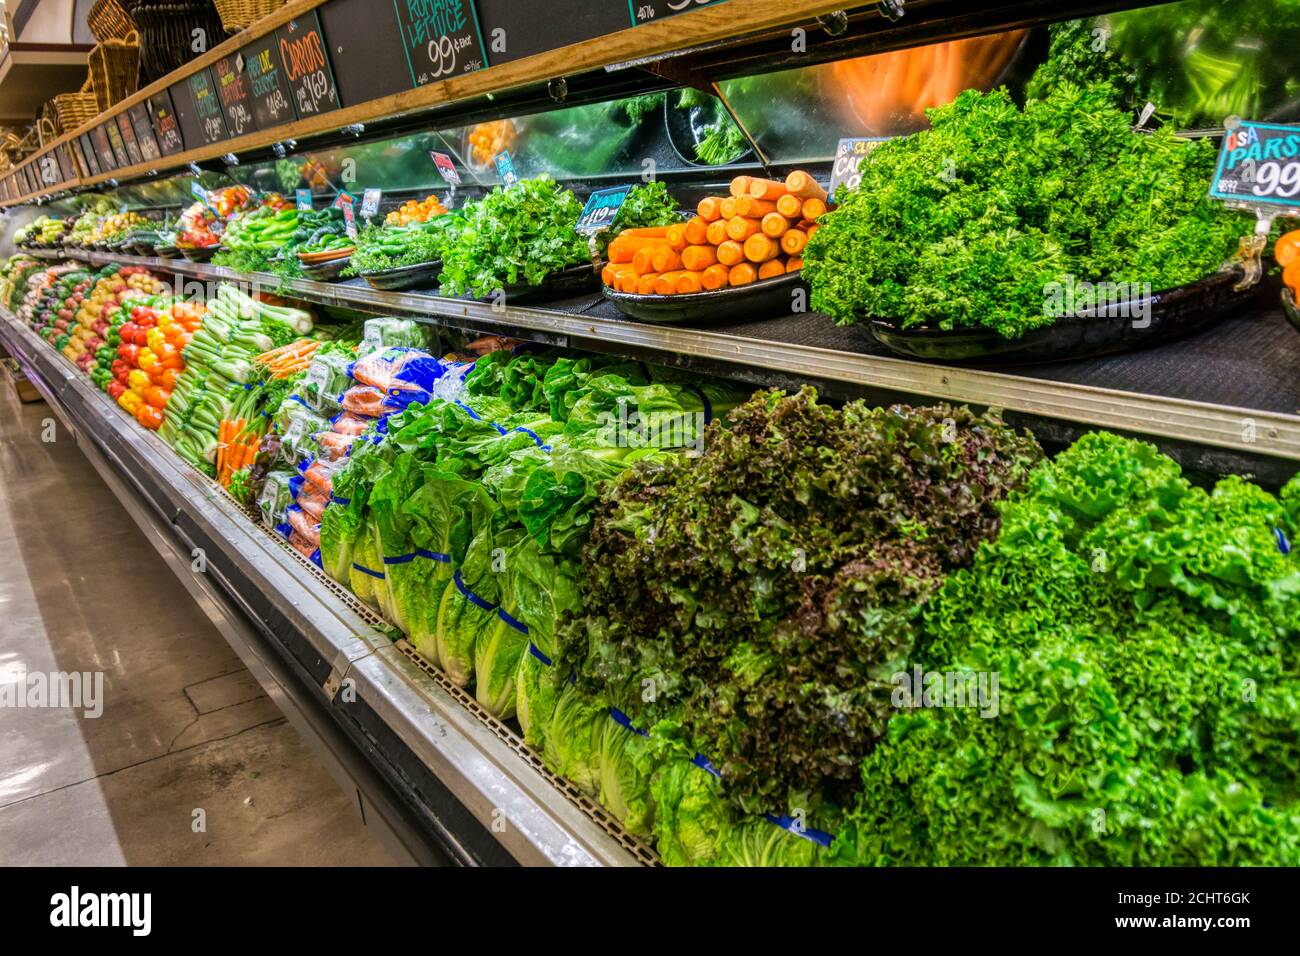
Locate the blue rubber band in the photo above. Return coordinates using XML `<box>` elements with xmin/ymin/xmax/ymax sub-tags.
<box><xmin>383</xmin><ymin>552</ymin><xmax>417</xmax><ymax>565</ymax></box>
<box><xmin>685</xmin><ymin>384</ymin><xmax>713</xmax><ymax>424</ymax></box>
<box><xmin>351</xmin><ymin>562</ymin><xmax>385</xmax><ymax>579</ymax></box>
<box><xmin>1277</xmin><ymin>527</ymin><xmax>1291</xmax><ymax>555</ymax></box>
<box><xmin>608</xmin><ymin>706</ymin><xmax>649</xmax><ymax>738</ymax></box>
<box><xmin>528</xmin><ymin>643</ymin><xmax>554</xmax><ymax>667</ymax></box>
<box><xmin>330</xmin><ymin>493</ymin><xmax>350</xmax><ymax>505</ymax></box>
<box><xmin>496</xmin><ymin>607</ymin><xmax>529</xmax><ymax>634</ymax></box>
<box><xmin>454</xmin><ymin>570</ymin><xmax>497</xmax><ymax>612</ymax></box>
<box><xmin>416</xmin><ymin>549</ymin><xmax>450</xmax><ymax>562</ymax></box>
<box><xmin>762</xmin><ymin>814</ymin><xmax>834</xmax><ymax>847</ymax></box>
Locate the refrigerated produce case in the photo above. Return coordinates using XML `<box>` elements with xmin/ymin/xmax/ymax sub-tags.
<box><xmin>2</xmin><ymin>0</ymin><xmax>1299</xmax><ymax>866</ymax></box>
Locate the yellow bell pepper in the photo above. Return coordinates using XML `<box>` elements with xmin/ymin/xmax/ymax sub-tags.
<box><xmin>128</xmin><ymin>369</ymin><xmax>152</xmax><ymax>392</ymax></box>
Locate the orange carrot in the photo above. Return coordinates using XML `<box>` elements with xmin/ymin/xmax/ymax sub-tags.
<box><xmin>653</xmin><ymin>271</ymin><xmax>686</xmax><ymax>295</ymax></box>
<box><xmin>786</xmin><ymin>257</ymin><xmax>804</xmax><ymax>273</ymax></box>
<box><xmin>697</xmin><ymin>197</ymin><xmax>724</xmax><ymax>222</ymax></box>
<box><xmin>806</xmin><ymin>223</ymin><xmax>820</xmax><ymax>240</ymax></box>
<box><xmin>716</xmin><ymin>240</ymin><xmax>745</xmax><ymax>266</ymax></box>
<box><xmin>651</xmin><ymin>246</ymin><xmax>683</xmax><ymax>272</ymax></box>
<box><xmin>758</xmin><ymin>259</ymin><xmax>787</xmax><ymax>280</ymax></box>
<box><xmin>719</xmin><ymin>197</ymin><xmax>738</xmax><ymax>219</ymax></box>
<box><xmin>665</xmin><ymin>223</ymin><xmax>688</xmax><ymax>250</ymax></box>
<box><xmin>802</xmin><ymin>197</ymin><xmax>828</xmax><ymax>220</ymax></box>
<box><xmin>681</xmin><ymin>244</ymin><xmax>719</xmax><ymax>270</ymax></box>
<box><xmin>609</xmin><ymin>235</ymin><xmax>670</xmax><ymax>263</ymax></box>
<box><xmin>619</xmin><ymin>271</ymin><xmax>640</xmax><ymax>293</ymax></box>
<box><xmin>603</xmin><ymin>264</ymin><xmax>637</xmax><ymax>288</ymax></box>
<box><xmin>676</xmin><ymin>271</ymin><xmax>705</xmax><ymax>294</ymax></box>
<box><xmin>632</xmin><ymin>246</ymin><xmax>657</xmax><ymax>275</ymax></box>
<box><xmin>781</xmin><ymin>228</ymin><xmax>808</xmax><ymax>256</ymax></box>
<box><xmin>726</xmin><ymin>216</ymin><xmax>761</xmax><ymax>242</ymax></box>
<box><xmin>748</xmin><ymin>178</ymin><xmax>789</xmax><ymax>201</ymax></box>
<box><xmin>684</xmin><ymin>216</ymin><xmax>710</xmax><ymax>245</ymax></box>
<box><xmin>729</xmin><ymin>175</ymin><xmax>752</xmax><ymax>197</ymax></box>
<box><xmin>776</xmin><ymin>194</ymin><xmax>803</xmax><ymax>218</ymax></box>
<box><xmin>729</xmin><ymin>262</ymin><xmax>758</xmax><ymax>286</ymax></box>
<box><xmin>705</xmin><ymin>219</ymin><xmax>729</xmax><ymax>246</ymax></box>
<box><xmin>785</xmin><ymin>170</ymin><xmax>827</xmax><ymax>201</ymax></box>
<box><xmin>701</xmin><ymin>263</ymin><xmax>730</xmax><ymax>290</ymax></box>
<box><xmin>636</xmin><ymin>272</ymin><xmax>662</xmax><ymax>295</ymax></box>
<box><xmin>761</xmin><ymin>213</ymin><xmax>794</xmax><ymax>238</ymax></box>
<box><xmin>733</xmin><ymin>195</ymin><xmax>778</xmax><ymax>218</ymax></box>
<box><xmin>744</xmin><ymin>233</ymin><xmax>781</xmax><ymax>263</ymax></box>
<box><xmin>601</xmin><ymin>264</ymin><xmax>616</xmax><ymax>285</ymax></box>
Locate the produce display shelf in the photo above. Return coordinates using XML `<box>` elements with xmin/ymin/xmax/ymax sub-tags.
<box><xmin>0</xmin><ymin>307</ymin><xmax>652</xmax><ymax>868</ymax></box>
<box><xmin>61</xmin><ymin>247</ymin><xmax>1300</xmax><ymax>483</ymax></box>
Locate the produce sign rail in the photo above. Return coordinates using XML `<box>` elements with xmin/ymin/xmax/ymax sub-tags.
<box><xmin>63</xmin><ymin>248</ymin><xmax>1300</xmax><ymax>483</ymax></box>
<box><xmin>0</xmin><ymin>307</ymin><xmax>649</xmax><ymax>868</ymax></box>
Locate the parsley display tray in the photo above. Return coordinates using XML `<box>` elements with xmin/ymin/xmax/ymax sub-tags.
<box><xmin>359</xmin><ymin>259</ymin><xmax>443</xmax><ymax>292</ymax></box>
<box><xmin>154</xmin><ymin>244</ymin><xmax>180</xmax><ymax>259</ymax></box>
<box><xmin>500</xmin><ymin>263</ymin><xmax>603</xmax><ymax>303</ymax></box>
<box><xmin>603</xmin><ymin>271</ymin><xmax>808</xmax><ymax>324</ymax></box>
<box><xmin>1285</xmin><ymin>289</ymin><xmax>1300</xmax><ymax>336</ymax></box>
<box><xmin>865</xmin><ymin>267</ymin><xmax>1250</xmax><ymax>366</ymax></box>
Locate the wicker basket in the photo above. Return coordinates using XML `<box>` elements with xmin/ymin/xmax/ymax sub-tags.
<box><xmin>88</xmin><ymin>31</ymin><xmax>142</xmax><ymax>112</ymax></box>
<box><xmin>212</xmin><ymin>0</ymin><xmax>283</xmax><ymax>34</ymax></box>
<box><xmin>52</xmin><ymin>81</ymin><xmax>101</xmax><ymax>133</ymax></box>
<box><xmin>132</xmin><ymin>1</ymin><xmax>226</xmax><ymax>86</ymax></box>
<box><xmin>88</xmin><ymin>0</ymin><xmax>138</xmax><ymax>42</ymax></box>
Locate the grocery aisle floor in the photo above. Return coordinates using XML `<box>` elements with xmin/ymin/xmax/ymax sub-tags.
<box><xmin>0</xmin><ymin>381</ymin><xmax>394</xmax><ymax>866</ymax></box>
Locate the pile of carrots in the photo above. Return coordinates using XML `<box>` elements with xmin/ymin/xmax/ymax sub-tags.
<box><xmin>602</xmin><ymin>170</ymin><xmax>831</xmax><ymax>296</ymax></box>
<box><xmin>217</xmin><ymin>418</ymin><xmax>261</xmax><ymax>488</ymax></box>
<box><xmin>254</xmin><ymin>339</ymin><xmax>320</xmax><ymax>378</ymax></box>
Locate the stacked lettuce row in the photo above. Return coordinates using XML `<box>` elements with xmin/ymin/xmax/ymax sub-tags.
<box><xmin>834</xmin><ymin>433</ymin><xmax>1300</xmax><ymax>865</ymax></box>
<box><xmin>319</xmin><ymin>350</ymin><xmax>745</xmax><ymax>723</ymax></box>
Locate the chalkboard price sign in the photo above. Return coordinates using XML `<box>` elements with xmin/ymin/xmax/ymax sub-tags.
<box><xmin>189</xmin><ymin>69</ymin><xmax>229</xmax><ymax>145</ymax></box>
<box><xmin>116</xmin><ymin>113</ymin><xmax>144</xmax><ymax>165</ymax></box>
<box><xmin>148</xmin><ymin>91</ymin><xmax>185</xmax><ymax>156</ymax></box>
<box><xmin>393</xmin><ymin>0</ymin><xmax>489</xmax><ymax>86</ymax></box>
<box><xmin>104</xmin><ymin>121</ymin><xmax>130</xmax><ymax>168</ymax></box>
<box><xmin>242</xmin><ymin>35</ymin><xmax>297</xmax><ymax>128</ymax></box>
<box><xmin>631</xmin><ymin>0</ymin><xmax>729</xmax><ymax>22</ymax></box>
<box><xmin>78</xmin><ymin>134</ymin><xmax>101</xmax><ymax>177</ymax></box>
<box><xmin>214</xmin><ymin>53</ymin><xmax>259</xmax><ymax>138</ymax></box>
<box><xmin>575</xmin><ymin>185</ymin><xmax>632</xmax><ymax>234</ymax></box>
<box><xmin>90</xmin><ymin>125</ymin><xmax>117</xmax><ymax>171</ymax></box>
<box><xmin>128</xmin><ymin>104</ymin><xmax>161</xmax><ymax>162</ymax></box>
<box><xmin>276</xmin><ymin>14</ymin><xmax>339</xmax><ymax>117</ymax></box>
<box><xmin>829</xmin><ymin>137</ymin><xmax>887</xmax><ymax>195</ymax></box>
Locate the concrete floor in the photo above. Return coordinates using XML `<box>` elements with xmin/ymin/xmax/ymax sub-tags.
<box><xmin>0</xmin><ymin>378</ymin><xmax>395</xmax><ymax>865</ymax></box>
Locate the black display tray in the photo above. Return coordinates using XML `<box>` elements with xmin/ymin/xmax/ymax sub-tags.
<box><xmin>865</xmin><ymin>268</ymin><xmax>1250</xmax><ymax>366</ymax></box>
<box><xmin>604</xmin><ymin>271</ymin><xmax>807</xmax><ymax>324</ymax></box>
<box><xmin>360</xmin><ymin>259</ymin><xmax>442</xmax><ymax>292</ymax></box>
<box><xmin>180</xmin><ymin>244</ymin><xmax>220</xmax><ymax>262</ymax></box>
<box><xmin>300</xmin><ymin>254</ymin><xmax>353</xmax><ymax>283</ymax></box>
<box><xmin>501</xmin><ymin>263</ymin><xmax>602</xmax><ymax>303</ymax></box>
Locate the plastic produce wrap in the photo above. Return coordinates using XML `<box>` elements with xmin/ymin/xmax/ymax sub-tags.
<box><xmin>330</xmin><ymin>412</ymin><xmax>374</xmax><ymax>436</ymax></box>
<box><xmin>340</xmin><ymin>385</ymin><xmax>396</xmax><ymax>417</ymax></box>
<box><xmin>275</xmin><ymin>394</ymin><xmax>329</xmax><ymax>434</ymax></box>
<box><xmin>280</xmin><ymin>409</ymin><xmax>329</xmax><ymax>463</ymax></box>
<box><xmin>314</xmin><ymin>429</ymin><xmax>361</xmax><ymax>461</ymax></box>
<box><xmin>286</xmin><ymin>504</ymin><xmax>322</xmax><ymax>547</ymax></box>
<box><xmin>359</xmin><ymin>317</ymin><xmax>425</xmax><ymax>355</ymax></box>
<box><xmin>257</xmin><ymin>470</ymin><xmax>296</xmax><ymax>528</ymax></box>
<box><xmin>349</xmin><ymin>347</ymin><xmax>446</xmax><ymax>393</ymax></box>
<box><xmin>299</xmin><ymin>456</ymin><xmax>344</xmax><ymax>496</ymax></box>
<box><xmin>295</xmin><ymin>480</ymin><xmax>330</xmax><ymax>520</ymax></box>
<box><xmin>288</xmin><ymin>529</ymin><xmax>320</xmax><ymax>561</ymax></box>
<box><xmin>299</xmin><ymin>352</ymin><xmax>354</xmax><ymax>411</ymax></box>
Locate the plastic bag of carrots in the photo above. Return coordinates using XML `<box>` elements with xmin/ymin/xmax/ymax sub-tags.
<box><xmin>216</xmin><ymin>418</ymin><xmax>264</xmax><ymax>490</ymax></box>
<box><xmin>602</xmin><ymin>170</ymin><xmax>830</xmax><ymax>296</ymax></box>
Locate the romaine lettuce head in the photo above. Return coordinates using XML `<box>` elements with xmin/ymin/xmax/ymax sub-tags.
<box><xmin>473</xmin><ymin>528</ymin><xmax>529</xmax><ymax>717</ymax></box>
<box><xmin>540</xmin><ymin>681</ymin><xmax>606</xmax><ymax>797</ymax></box>
<box><xmin>597</xmin><ymin>719</ymin><xmax>655</xmax><ymax>838</ymax></box>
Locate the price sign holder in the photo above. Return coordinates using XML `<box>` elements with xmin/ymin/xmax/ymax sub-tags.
<box><xmin>829</xmin><ymin>137</ymin><xmax>887</xmax><ymax>195</ymax></box>
<box><xmin>495</xmin><ymin>150</ymin><xmax>518</xmax><ymax>188</ymax></box>
<box><xmin>342</xmin><ymin>201</ymin><xmax>357</xmax><ymax>238</ymax></box>
<box><xmin>431</xmin><ymin>150</ymin><xmax>461</xmax><ymax>203</ymax></box>
<box><xmin>1209</xmin><ymin>119</ymin><xmax>1300</xmax><ymax>289</ymax></box>
<box><xmin>360</xmin><ymin>188</ymin><xmax>382</xmax><ymax>222</ymax></box>
<box><xmin>296</xmin><ymin>188</ymin><xmax>313</xmax><ymax>210</ymax></box>
<box><xmin>577</xmin><ymin>184</ymin><xmax>632</xmax><ymax>270</ymax></box>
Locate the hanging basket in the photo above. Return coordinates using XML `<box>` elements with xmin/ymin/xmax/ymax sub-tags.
<box><xmin>88</xmin><ymin>31</ymin><xmax>142</xmax><ymax>112</ymax></box>
<box><xmin>88</xmin><ymin>0</ymin><xmax>139</xmax><ymax>42</ymax></box>
<box><xmin>37</xmin><ymin>112</ymin><xmax>61</xmax><ymax>150</ymax></box>
<box><xmin>211</xmin><ymin>0</ymin><xmax>283</xmax><ymax>35</ymax></box>
<box><xmin>52</xmin><ymin>81</ymin><xmax>101</xmax><ymax>133</ymax></box>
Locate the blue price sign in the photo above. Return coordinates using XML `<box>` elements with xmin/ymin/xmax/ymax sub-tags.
<box><xmin>576</xmin><ymin>185</ymin><xmax>633</xmax><ymax>235</ymax></box>
<box><xmin>495</xmin><ymin>150</ymin><xmax>518</xmax><ymax>187</ymax></box>
<box><xmin>296</xmin><ymin>188</ymin><xmax>313</xmax><ymax>210</ymax></box>
<box><xmin>1210</xmin><ymin>120</ymin><xmax>1300</xmax><ymax>209</ymax></box>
